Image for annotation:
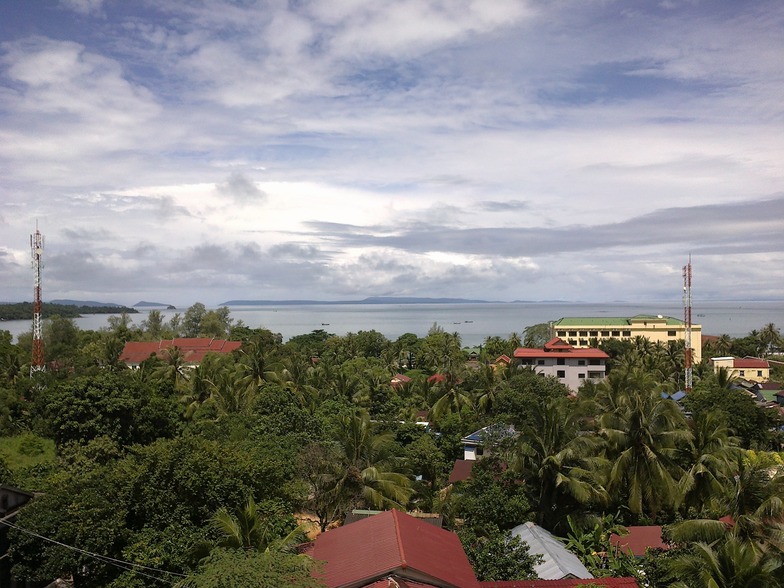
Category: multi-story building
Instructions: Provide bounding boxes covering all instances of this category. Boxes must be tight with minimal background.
[710,356,770,383]
[513,337,609,392]
[550,314,702,362]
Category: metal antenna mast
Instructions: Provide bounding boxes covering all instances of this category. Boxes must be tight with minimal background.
[30,222,45,375]
[682,256,692,393]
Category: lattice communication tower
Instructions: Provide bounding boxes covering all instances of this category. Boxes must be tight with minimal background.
[30,223,45,375]
[682,257,692,393]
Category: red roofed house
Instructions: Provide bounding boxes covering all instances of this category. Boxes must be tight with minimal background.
[710,356,770,383]
[513,338,609,392]
[308,510,639,588]
[120,338,242,367]
[310,509,481,588]
[610,526,669,557]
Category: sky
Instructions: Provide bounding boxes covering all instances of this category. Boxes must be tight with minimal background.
[1,0,783,307]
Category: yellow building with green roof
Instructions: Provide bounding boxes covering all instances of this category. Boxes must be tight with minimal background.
[550,314,702,362]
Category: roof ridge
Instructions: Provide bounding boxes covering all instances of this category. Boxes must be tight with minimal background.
[392,510,408,570]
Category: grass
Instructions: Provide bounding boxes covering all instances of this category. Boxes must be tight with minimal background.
[0,432,56,474]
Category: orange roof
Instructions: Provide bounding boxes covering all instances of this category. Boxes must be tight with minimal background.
[448,459,475,484]
[734,358,769,369]
[120,338,241,365]
[610,526,668,556]
[312,510,480,588]
[513,337,608,360]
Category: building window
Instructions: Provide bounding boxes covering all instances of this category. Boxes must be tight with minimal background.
[622,330,631,337]
[537,359,545,365]
[557,358,565,365]
[588,371,603,379]
[569,331,577,336]
[579,331,588,336]
[557,370,565,378]
[589,359,600,365]
[668,330,676,337]
[758,370,763,377]
[740,370,745,376]
[568,339,577,345]
[601,331,610,336]
[578,360,586,366]
[579,339,588,346]
[590,331,598,336]
[557,330,566,337]
[578,373,585,379]
[612,330,620,337]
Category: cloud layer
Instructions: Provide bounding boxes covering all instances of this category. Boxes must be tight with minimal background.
[1,0,782,305]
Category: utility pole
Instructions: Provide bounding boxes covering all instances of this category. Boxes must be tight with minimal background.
[682,256,692,393]
[30,222,45,376]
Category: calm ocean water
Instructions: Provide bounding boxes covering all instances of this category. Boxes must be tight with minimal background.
[2,301,783,347]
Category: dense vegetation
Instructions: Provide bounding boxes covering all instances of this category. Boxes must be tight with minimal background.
[0,302,138,321]
[0,307,782,587]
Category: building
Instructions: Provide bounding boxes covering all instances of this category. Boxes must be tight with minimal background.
[307,509,639,588]
[710,356,770,383]
[513,338,609,392]
[119,337,242,367]
[550,315,702,362]
[509,522,593,580]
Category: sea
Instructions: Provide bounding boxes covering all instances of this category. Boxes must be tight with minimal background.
[2,300,783,347]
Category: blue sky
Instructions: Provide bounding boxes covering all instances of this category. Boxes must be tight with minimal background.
[1,0,782,306]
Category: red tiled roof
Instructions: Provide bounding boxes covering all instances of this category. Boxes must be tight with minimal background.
[120,338,242,365]
[512,337,608,360]
[734,358,769,369]
[392,374,413,386]
[448,459,475,484]
[312,509,480,588]
[610,526,668,556]
[495,355,512,364]
[481,578,639,588]
[365,579,442,588]
[427,373,448,384]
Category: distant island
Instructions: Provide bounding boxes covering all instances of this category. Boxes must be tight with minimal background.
[134,301,177,309]
[0,301,137,321]
[221,296,498,306]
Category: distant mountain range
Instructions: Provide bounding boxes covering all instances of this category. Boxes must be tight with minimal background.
[51,299,129,308]
[220,296,500,306]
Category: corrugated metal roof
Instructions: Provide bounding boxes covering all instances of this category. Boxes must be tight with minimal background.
[552,315,685,327]
[510,522,592,580]
[481,578,639,587]
[610,526,668,556]
[120,338,241,365]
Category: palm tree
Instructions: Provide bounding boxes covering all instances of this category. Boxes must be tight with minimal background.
[429,380,474,422]
[209,496,305,553]
[598,368,691,520]
[508,396,607,531]
[333,410,413,511]
[668,535,783,588]
[758,323,781,357]
[678,411,739,515]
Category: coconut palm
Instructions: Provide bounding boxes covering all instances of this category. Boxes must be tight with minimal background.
[209,496,305,553]
[508,396,607,531]
[598,368,691,519]
[668,535,783,588]
[678,411,740,515]
[333,410,413,511]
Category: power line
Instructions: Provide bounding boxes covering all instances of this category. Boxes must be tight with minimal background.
[0,518,188,584]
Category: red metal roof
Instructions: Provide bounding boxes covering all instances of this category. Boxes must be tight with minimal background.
[513,347,609,359]
[481,578,639,587]
[734,358,769,368]
[312,509,480,588]
[120,338,241,365]
[448,459,475,484]
[610,526,668,556]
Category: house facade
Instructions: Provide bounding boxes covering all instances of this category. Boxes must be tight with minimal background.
[550,315,702,362]
[710,356,770,383]
[513,338,608,392]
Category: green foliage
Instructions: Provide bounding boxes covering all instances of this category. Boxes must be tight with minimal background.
[0,302,137,321]
[458,526,541,581]
[455,457,531,533]
[560,515,639,579]
[33,373,181,447]
[177,548,323,588]
[0,432,56,473]
[684,385,777,449]
[523,322,551,348]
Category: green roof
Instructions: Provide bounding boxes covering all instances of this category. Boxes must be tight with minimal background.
[552,315,685,327]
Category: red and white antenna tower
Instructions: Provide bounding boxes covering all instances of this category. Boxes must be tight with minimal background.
[30,222,45,375]
[682,256,692,393]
